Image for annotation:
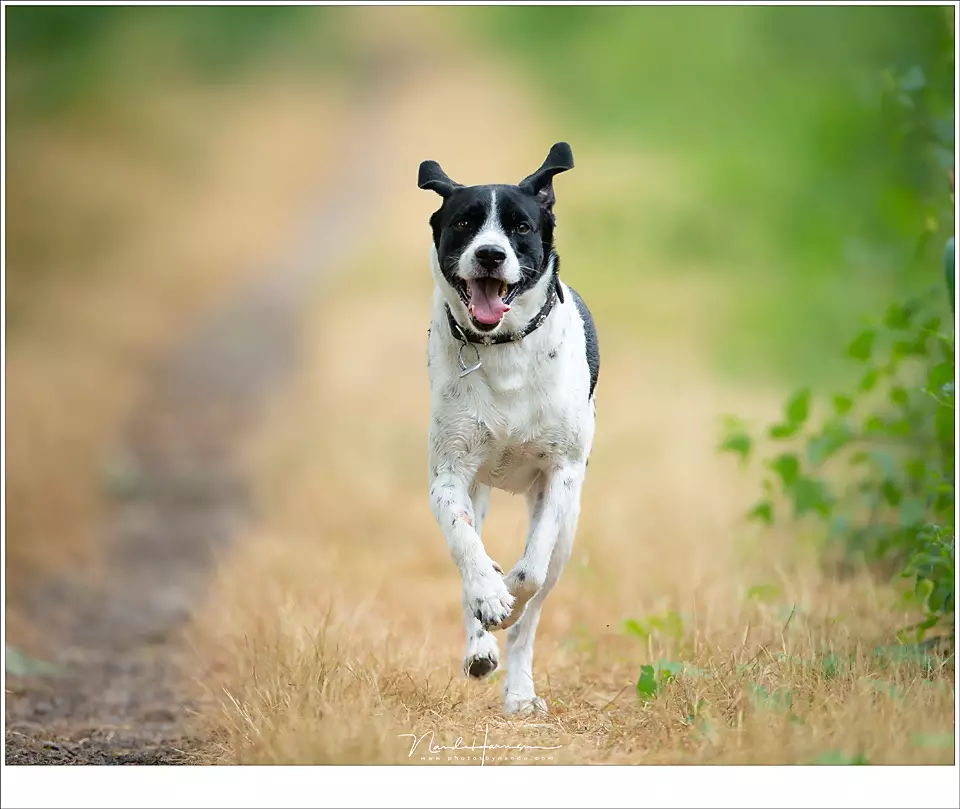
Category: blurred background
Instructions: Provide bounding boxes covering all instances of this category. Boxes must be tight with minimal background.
[4,5,955,765]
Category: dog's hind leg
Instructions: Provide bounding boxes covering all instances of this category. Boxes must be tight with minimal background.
[462,481,500,678]
[502,464,584,714]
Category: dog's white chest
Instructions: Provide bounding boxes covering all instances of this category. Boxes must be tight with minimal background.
[428,293,593,496]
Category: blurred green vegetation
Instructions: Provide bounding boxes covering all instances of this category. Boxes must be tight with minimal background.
[4,6,336,115]
[5,6,954,386]
[480,5,955,384]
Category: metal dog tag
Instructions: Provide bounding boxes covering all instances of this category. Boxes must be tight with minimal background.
[458,342,482,378]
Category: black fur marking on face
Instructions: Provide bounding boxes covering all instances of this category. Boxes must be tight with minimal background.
[568,285,600,400]
[418,144,575,338]
[548,348,558,360]
[515,570,526,583]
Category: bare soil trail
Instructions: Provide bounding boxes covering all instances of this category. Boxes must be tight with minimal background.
[4,49,415,766]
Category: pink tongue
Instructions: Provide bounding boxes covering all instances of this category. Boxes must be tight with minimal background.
[469,278,510,325]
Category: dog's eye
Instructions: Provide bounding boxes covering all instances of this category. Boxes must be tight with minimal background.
[453,219,469,231]
[515,222,531,235]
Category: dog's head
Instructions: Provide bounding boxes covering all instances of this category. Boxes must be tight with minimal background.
[418,142,574,333]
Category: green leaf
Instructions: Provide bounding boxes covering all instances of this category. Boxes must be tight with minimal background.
[847,330,875,362]
[648,611,685,639]
[927,360,954,395]
[747,500,774,525]
[719,432,752,463]
[785,388,811,428]
[864,415,887,435]
[883,302,915,331]
[657,660,683,679]
[623,619,649,640]
[820,655,841,679]
[768,423,797,439]
[636,665,660,701]
[881,479,902,507]
[889,386,910,407]
[790,477,833,519]
[813,750,869,765]
[935,405,955,446]
[832,394,853,415]
[806,421,852,465]
[769,453,800,487]
[858,369,880,391]
[893,336,928,358]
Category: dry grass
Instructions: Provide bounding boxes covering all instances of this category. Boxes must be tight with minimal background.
[187,196,955,766]
[4,75,347,640]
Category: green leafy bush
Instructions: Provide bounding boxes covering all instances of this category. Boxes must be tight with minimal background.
[720,27,954,643]
[722,273,954,640]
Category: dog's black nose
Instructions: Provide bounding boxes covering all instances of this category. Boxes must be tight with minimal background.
[475,245,507,270]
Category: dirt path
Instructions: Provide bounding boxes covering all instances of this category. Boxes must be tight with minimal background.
[3,51,414,765]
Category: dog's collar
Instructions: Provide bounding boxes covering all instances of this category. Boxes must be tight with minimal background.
[445,282,560,349]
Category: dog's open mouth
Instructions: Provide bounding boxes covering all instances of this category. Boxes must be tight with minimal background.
[459,278,517,327]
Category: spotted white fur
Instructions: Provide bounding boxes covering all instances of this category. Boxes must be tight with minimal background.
[426,217,596,715]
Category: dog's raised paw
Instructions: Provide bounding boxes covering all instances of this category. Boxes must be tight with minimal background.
[466,575,514,630]
[498,567,540,630]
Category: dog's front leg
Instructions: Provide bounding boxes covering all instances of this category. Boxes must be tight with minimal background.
[430,471,514,632]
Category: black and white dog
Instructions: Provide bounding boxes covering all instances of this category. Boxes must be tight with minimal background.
[419,143,599,715]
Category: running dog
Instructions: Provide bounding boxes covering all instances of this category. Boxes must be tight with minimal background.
[419,142,599,715]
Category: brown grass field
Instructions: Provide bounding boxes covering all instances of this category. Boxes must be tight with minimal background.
[5,9,955,768]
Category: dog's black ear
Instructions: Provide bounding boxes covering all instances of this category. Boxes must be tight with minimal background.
[418,160,460,198]
[519,142,574,207]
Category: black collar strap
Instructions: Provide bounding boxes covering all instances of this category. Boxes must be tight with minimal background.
[446,284,560,346]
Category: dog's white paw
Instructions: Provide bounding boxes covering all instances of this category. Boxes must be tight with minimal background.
[463,631,500,679]
[505,692,547,716]
[498,566,540,630]
[465,567,514,630]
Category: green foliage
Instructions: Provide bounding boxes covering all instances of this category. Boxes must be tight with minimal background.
[718,26,955,640]
[723,290,954,638]
[813,750,870,765]
[485,5,954,382]
[5,6,332,116]
[635,660,683,702]
[748,683,795,713]
[622,611,685,643]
